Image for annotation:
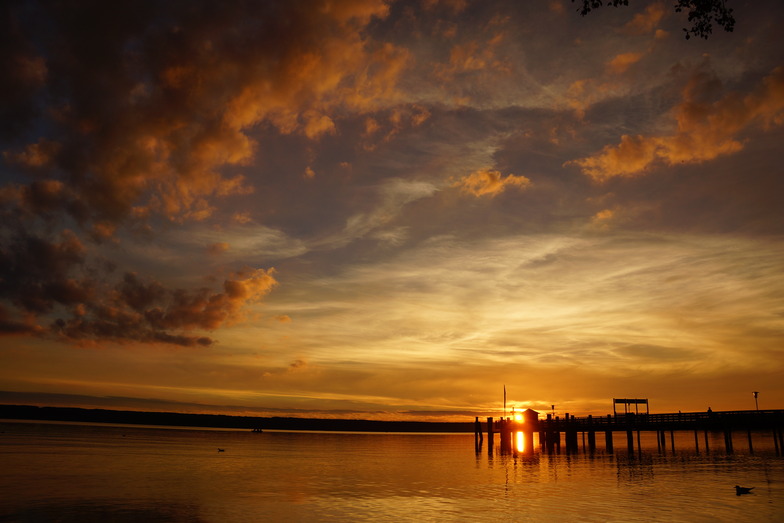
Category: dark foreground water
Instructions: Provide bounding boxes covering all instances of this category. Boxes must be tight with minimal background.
[1,420,782,522]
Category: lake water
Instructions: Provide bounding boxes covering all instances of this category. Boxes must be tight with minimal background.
[1,420,783,522]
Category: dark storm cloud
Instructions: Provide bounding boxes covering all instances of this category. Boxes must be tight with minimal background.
[0,230,90,315]
[0,229,277,346]
[50,267,276,347]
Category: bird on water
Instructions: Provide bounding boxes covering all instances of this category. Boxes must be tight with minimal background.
[735,485,754,495]
[218,448,225,452]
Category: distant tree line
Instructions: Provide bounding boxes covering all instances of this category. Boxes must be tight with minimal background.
[0,405,474,433]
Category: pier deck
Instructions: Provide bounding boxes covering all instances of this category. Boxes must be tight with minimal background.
[540,409,784,432]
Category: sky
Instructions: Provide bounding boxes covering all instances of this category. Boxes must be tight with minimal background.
[1,0,783,422]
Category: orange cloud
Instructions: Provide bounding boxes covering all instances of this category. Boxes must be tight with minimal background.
[445,41,490,73]
[623,2,667,35]
[2,0,400,228]
[567,66,784,181]
[303,112,337,140]
[436,34,511,83]
[361,105,432,150]
[232,212,253,224]
[563,76,631,120]
[3,139,60,170]
[654,29,669,40]
[433,19,511,102]
[606,52,644,75]
[454,169,531,197]
[208,242,230,255]
[591,208,615,230]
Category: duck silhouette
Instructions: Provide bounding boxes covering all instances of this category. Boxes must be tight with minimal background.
[217,448,225,452]
[735,485,754,495]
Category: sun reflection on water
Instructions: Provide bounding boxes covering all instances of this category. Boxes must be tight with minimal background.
[515,431,533,453]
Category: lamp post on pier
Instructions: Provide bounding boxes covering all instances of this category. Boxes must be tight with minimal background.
[752,391,759,411]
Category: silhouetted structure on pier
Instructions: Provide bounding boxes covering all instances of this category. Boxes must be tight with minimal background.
[475,409,784,455]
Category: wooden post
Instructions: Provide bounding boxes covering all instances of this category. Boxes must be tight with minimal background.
[778,426,784,453]
[498,418,505,453]
[670,430,675,452]
[747,430,754,454]
[565,414,578,453]
[507,418,515,454]
[487,417,494,454]
[724,428,733,453]
[499,418,511,454]
[587,415,596,451]
[694,429,699,453]
[544,414,558,453]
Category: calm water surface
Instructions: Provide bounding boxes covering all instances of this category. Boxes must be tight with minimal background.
[1,420,782,522]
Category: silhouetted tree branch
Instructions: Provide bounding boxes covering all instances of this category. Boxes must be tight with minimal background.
[573,0,735,40]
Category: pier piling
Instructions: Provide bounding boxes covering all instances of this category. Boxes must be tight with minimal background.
[587,416,596,452]
[486,417,494,454]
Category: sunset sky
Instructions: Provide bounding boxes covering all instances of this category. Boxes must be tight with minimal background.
[1,0,783,422]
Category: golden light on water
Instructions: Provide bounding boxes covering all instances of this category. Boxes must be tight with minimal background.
[516,431,527,453]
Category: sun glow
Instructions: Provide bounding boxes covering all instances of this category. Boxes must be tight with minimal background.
[515,431,533,453]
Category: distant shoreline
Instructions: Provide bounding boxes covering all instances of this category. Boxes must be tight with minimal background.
[0,404,474,433]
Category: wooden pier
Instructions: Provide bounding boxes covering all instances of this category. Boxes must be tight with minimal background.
[475,409,784,455]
